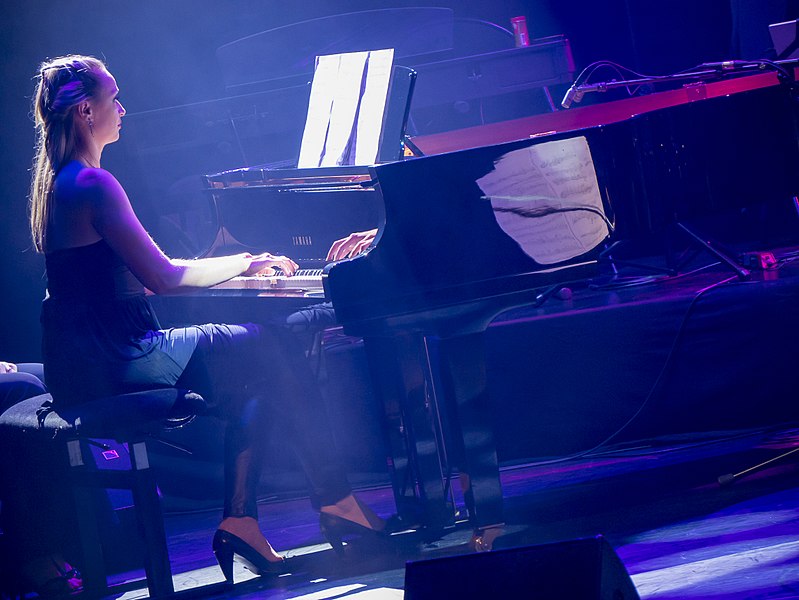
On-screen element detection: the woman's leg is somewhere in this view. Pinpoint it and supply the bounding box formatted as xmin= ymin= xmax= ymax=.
xmin=258 ymin=327 xmax=385 ymax=530
xmin=0 ymin=370 xmax=47 ymax=413
xmin=171 ymin=323 xmax=357 ymax=541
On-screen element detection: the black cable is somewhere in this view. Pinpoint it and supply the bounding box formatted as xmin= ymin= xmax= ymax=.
xmin=490 ymin=202 xmax=615 ymax=233
xmin=570 ymin=59 xmax=708 ymax=99
xmin=680 ymin=59 xmax=794 ymax=83
xmin=570 ymin=58 xmax=796 ymax=106
xmin=590 ymin=260 xmax=721 ymax=291
xmin=502 ymin=272 xmax=740 ymax=470
xmin=579 ymin=424 xmax=798 ymax=460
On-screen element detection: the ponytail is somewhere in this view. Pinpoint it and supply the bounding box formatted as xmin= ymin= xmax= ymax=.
xmin=29 ymin=55 xmax=106 ymax=252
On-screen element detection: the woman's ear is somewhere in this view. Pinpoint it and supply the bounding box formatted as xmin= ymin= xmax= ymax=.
xmin=77 ymin=100 xmax=92 ymax=121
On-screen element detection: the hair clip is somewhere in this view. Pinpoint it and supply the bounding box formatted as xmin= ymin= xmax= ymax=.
xmin=39 ymin=63 xmax=85 ymax=79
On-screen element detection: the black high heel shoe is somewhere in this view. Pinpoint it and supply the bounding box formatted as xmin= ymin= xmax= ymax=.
xmin=319 ymin=512 xmax=392 ymax=557
xmin=22 ymin=557 xmax=83 ymax=598
xmin=212 ymin=529 xmax=288 ymax=583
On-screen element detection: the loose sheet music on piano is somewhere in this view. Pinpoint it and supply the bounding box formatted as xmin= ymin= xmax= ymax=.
xmin=476 ymin=136 xmax=610 ymax=265
xmin=298 ymin=48 xmax=394 ymax=168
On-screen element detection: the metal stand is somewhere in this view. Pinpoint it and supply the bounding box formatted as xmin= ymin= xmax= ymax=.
xmin=600 ymin=221 xmax=750 ymax=281
xmin=676 ymin=222 xmax=750 ymax=280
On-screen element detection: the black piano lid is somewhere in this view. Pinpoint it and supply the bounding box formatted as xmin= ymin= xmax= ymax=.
xmin=325 ymin=130 xmax=616 ymax=336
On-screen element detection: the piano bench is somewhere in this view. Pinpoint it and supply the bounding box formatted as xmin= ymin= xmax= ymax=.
xmin=0 ymin=389 xmax=225 ymax=599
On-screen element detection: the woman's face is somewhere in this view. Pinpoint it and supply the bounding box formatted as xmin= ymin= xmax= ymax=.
xmin=89 ymin=69 xmax=126 ymax=146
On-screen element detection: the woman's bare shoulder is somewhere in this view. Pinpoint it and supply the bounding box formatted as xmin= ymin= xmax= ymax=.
xmin=54 ymin=163 xmax=127 ymax=209
xmin=73 ymin=166 xmax=124 ymax=195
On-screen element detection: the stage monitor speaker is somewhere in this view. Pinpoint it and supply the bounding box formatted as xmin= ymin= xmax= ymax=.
xmin=404 ymin=535 xmax=639 ymax=600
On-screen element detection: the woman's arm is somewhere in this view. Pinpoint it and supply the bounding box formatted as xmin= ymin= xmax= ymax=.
xmin=83 ymin=169 xmax=294 ymax=293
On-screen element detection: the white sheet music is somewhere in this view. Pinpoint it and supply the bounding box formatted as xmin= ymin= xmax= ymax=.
xmin=298 ymin=48 xmax=394 ymax=168
xmin=354 ymin=49 xmax=394 ymax=165
xmin=476 ymin=136 xmax=610 ymax=265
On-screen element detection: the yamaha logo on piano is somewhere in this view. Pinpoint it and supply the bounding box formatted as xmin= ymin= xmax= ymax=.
xmin=292 ymin=235 xmax=313 ymax=246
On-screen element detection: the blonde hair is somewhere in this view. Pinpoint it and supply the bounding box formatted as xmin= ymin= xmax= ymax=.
xmin=29 ymin=55 xmax=107 ymax=252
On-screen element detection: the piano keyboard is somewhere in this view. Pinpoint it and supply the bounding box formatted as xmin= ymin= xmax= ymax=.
xmin=213 ymin=269 xmax=325 ymax=293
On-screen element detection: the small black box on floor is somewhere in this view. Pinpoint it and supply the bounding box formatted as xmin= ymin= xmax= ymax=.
xmin=404 ymin=535 xmax=639 ymax=600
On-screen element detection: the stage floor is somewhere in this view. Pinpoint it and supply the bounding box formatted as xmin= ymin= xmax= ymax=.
xmin=105 ymin=423 xmax=799 ymax=599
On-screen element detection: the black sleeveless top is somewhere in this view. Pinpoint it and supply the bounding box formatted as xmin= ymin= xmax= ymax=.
xmin=42 ymin=240 xmax=184 ymax=406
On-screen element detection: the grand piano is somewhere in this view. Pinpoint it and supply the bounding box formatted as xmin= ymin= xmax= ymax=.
xmin=152 ymin=66 xmax=799 ymax=535
xmin=328 ymin=68 xmax=799 ymax=533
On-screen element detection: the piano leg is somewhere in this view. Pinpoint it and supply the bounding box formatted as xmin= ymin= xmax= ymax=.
xmin=363 ymin=335 xmax=457 ymax=530
xmin=436 ymin=332 xmax=504 ymax=531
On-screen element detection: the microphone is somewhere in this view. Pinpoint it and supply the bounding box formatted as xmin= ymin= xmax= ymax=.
xmin=700 ymin=60 xmax=750 ymax=71
xmin=560 ymin=83 xmax=585 ymax=109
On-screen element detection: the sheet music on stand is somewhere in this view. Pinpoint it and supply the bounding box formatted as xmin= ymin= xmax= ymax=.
xmin=298 ymin=48 xmax=395 ymax=168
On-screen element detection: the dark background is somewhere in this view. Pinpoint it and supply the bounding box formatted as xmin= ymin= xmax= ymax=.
xmin=0 ymin=0 xmax=794 ymax=360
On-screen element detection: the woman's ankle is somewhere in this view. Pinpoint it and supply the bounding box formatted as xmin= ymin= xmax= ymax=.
xmin=219 ymin=515 xmax=257 ymax=530
xmin=320 ymin=495 xmax=385 ymax=531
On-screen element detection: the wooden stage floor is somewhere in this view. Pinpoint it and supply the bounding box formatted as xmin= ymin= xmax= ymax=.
xmin=104 ymin=423 xmax=799 ymax=599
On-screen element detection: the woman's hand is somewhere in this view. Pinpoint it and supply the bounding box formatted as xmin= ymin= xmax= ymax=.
xmin=244 ymin=252 xmax=299 ymax=277
xmin=326 ymin=229 xmax=378 ymax=262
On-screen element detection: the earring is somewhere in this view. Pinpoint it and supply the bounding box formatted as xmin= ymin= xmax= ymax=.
xmin=87 ymin=118 xmax=94 ymax=136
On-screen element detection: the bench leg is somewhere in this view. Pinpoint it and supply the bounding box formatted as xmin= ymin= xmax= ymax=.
xmin=129 ymin=440 xmax=175 ymax=597
xmin=67 ymin=439 xmax=108 ymax=595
